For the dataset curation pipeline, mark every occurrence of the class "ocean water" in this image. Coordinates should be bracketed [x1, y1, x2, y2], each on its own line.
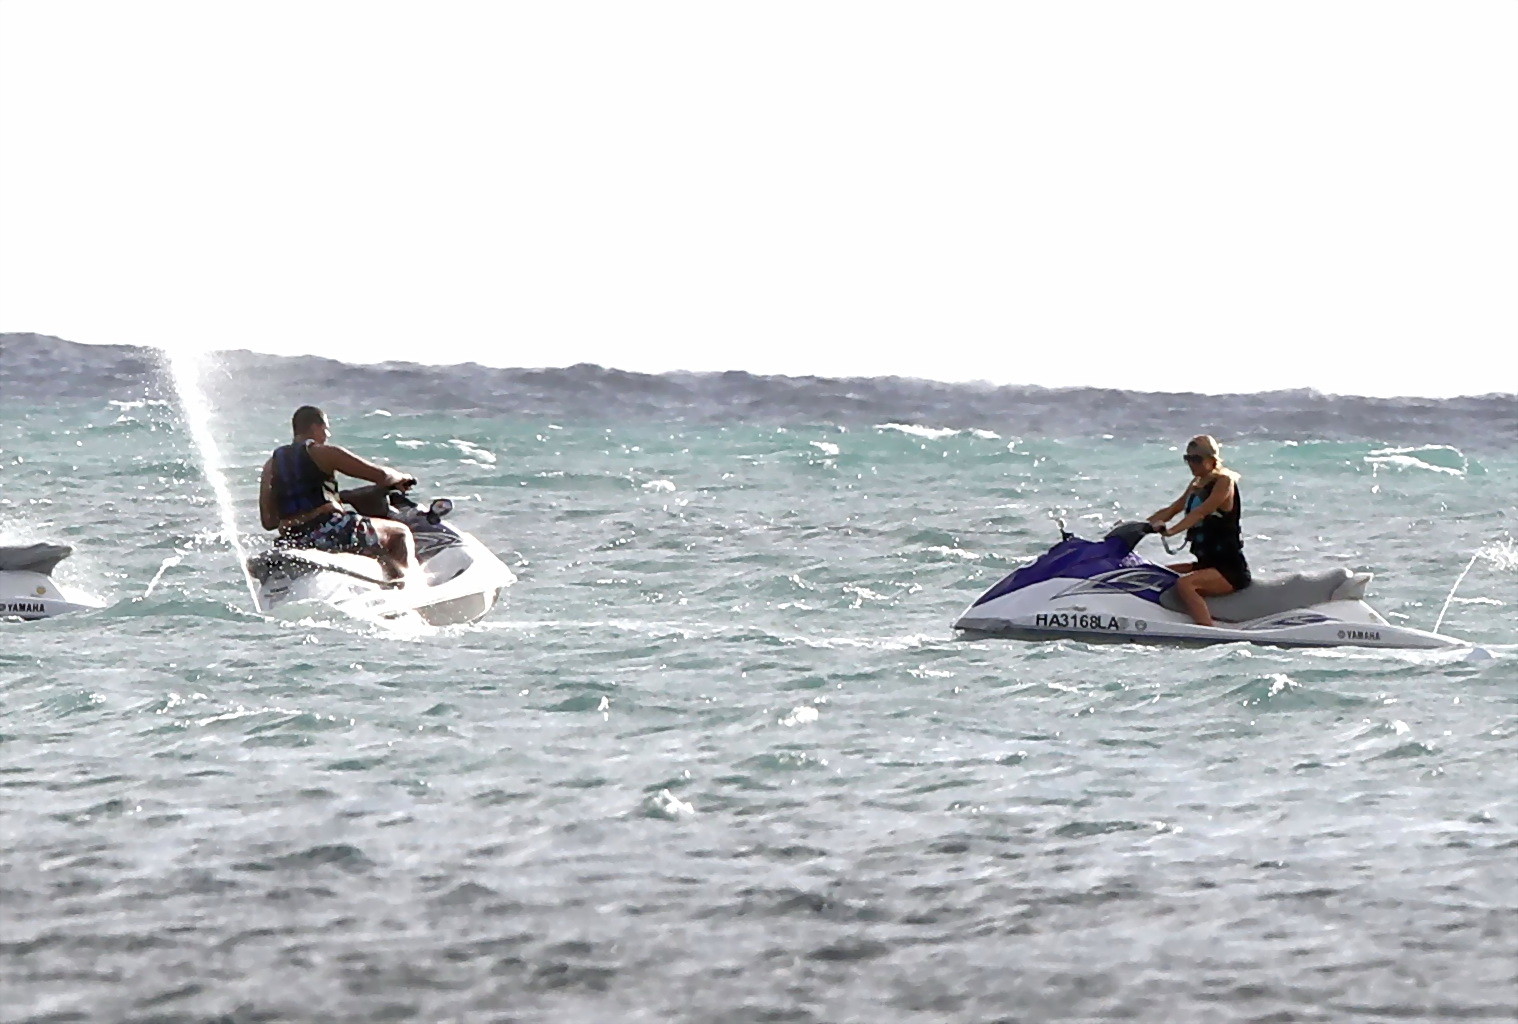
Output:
[1, 339, 1515, 1023]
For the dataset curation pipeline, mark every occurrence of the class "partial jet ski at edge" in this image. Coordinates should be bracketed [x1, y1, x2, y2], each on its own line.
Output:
[0, 543, 105, 620]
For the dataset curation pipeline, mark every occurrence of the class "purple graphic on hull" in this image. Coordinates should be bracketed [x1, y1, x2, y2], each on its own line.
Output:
[971, 535, 1166, 608]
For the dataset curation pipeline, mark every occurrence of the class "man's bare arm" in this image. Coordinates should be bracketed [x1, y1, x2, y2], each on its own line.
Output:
[259, 459, 279, 530]
[308, 444, 413, 488]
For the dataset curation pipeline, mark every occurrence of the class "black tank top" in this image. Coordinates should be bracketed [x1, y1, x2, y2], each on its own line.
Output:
[1185, 476, 1244, 564]
[272, 440, 340, 519]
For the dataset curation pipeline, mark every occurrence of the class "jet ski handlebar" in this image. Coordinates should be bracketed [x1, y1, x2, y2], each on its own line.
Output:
[1093, 519, 1190, 556]
[1102, 520, 1154, 548]
[339, 483, 453, 524]
[340, 483, 405, 518]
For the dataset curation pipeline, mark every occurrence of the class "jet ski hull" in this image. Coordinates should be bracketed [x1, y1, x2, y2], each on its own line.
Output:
[251, 546, 513, 626]
[955, 603, 1462, 650]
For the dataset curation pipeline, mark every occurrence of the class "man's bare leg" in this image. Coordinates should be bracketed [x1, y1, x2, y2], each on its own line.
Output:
[371, 520, 417, 582]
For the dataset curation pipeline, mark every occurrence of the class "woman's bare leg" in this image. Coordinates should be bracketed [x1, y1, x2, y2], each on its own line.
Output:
[1171, 568, 1236, 627]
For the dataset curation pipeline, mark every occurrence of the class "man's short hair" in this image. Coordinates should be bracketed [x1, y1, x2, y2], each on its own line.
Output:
[292, 405, 326, 434]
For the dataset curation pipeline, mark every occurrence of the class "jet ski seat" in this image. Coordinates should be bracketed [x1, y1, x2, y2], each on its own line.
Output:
[1160, 567, 1373, 623]
[0, 543, 73, 575]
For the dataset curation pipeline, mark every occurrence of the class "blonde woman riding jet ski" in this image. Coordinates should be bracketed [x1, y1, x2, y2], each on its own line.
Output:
[1146, 434, 1249, 628]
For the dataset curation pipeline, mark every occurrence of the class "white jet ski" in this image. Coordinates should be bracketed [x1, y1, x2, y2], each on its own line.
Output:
[0, 543, 105, 620]
[954, 521, 1465, 650]
[247, 486, 514, 627]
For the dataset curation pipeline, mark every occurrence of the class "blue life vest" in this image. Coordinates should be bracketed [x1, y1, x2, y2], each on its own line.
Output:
[272, 440, 340, 519]
[1185, 476, 1244, 564]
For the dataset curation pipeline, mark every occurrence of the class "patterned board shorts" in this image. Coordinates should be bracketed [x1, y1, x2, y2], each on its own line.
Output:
[279, 511, 382, 555]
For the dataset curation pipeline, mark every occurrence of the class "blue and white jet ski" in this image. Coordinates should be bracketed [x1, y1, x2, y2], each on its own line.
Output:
[954, 521, 1465, 650]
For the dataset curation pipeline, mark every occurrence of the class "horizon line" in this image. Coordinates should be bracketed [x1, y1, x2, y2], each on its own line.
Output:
[4, 331, 1515, 403]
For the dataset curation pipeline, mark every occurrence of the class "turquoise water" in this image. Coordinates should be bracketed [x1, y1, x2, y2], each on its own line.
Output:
[3, 382, 1515, 1022]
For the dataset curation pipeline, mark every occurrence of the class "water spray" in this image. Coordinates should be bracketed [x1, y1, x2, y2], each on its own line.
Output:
[1432, 551, 1480, 637]
[162, 347, 260, 607]
[1432, 539, 1514, 637]
[143, 553, 184, 599]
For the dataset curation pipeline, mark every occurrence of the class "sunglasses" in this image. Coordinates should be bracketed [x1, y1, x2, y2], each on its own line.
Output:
[1183, 453, 1210, 464]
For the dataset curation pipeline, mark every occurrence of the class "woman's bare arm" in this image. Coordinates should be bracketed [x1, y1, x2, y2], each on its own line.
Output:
[1162, 475, 1234, 537]
[1148, 491, 1188, 527]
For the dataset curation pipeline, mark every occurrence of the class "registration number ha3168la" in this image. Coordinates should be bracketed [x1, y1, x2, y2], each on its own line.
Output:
[1034, 612, 1123, 631]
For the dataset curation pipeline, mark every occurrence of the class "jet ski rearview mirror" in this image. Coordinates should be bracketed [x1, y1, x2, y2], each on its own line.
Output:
[428, 498, 453, 519]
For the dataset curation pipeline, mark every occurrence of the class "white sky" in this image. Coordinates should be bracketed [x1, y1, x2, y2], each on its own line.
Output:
[1, 1, 1514, 397]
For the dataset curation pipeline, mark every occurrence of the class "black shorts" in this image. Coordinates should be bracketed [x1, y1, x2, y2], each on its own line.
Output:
[1197, 556, 1252, 591]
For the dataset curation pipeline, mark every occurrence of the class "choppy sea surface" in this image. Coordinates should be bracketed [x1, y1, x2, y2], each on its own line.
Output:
[2, 336, 1515, 1023]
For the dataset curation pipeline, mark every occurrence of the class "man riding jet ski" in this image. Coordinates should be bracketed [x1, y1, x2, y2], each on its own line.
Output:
[248, 484, 514, 626]
[258, 405, 418, 578]
[953, 520, 1465, 650]
[250, 405, 514, 625]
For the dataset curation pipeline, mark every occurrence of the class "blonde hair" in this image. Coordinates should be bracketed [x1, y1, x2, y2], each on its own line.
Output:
[1187, 434, 1240, 481]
